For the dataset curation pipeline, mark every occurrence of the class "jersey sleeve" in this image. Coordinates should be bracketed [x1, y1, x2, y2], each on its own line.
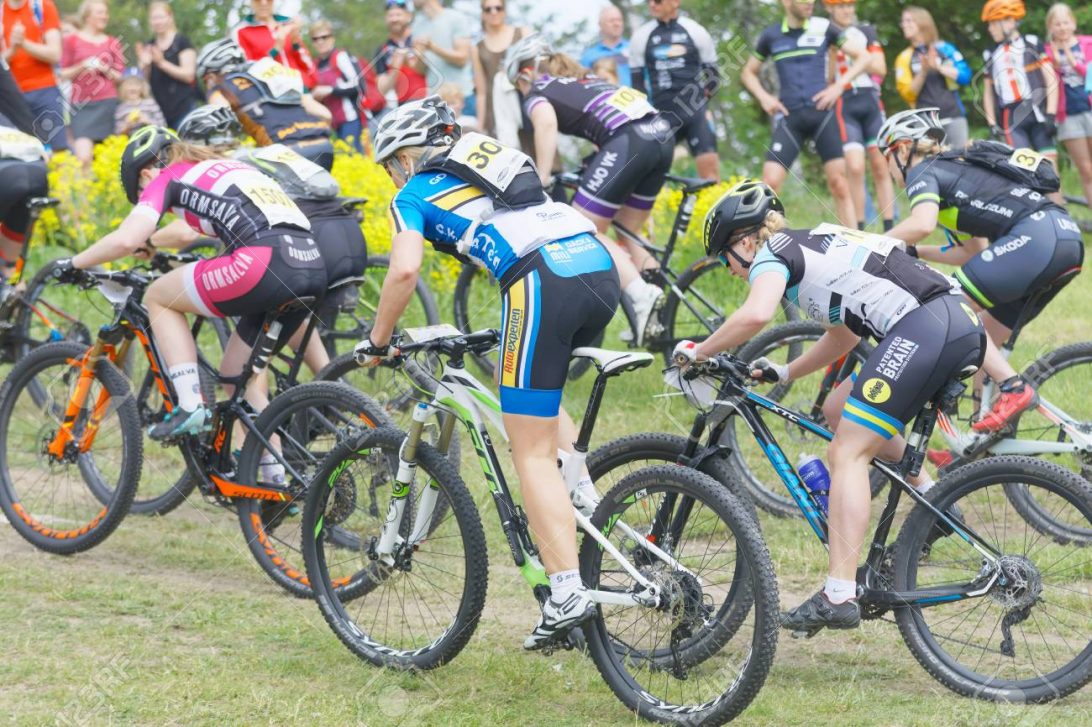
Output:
[905, 165, 941, 208]
[133, 171, 172, 221]
[523, 89, 549, 117]
[389, 190, 427, 235]
[679, 17, 717, 64]
[861, 24, 882, 51]
[828, 20, 848, 48]
[42, 1, 61, 32]
[748, 245, 790, 284]
[753, 27, 771, 61]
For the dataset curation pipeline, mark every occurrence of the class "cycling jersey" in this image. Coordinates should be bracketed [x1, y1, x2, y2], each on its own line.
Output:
[984, 34, 1049, 108]
[216, 58, 329, 149]
[904, 156, 1057, 241]
[749, 224, 957, 339]
[894, 42, 971, 119]
[629, 15, 717, 109]
[232, 143, 339, 200]
[754, 16, 850, 112]
[523, 75, 657, 148]
[135, 158, 311, 247]
[834, 22, 882, 93]
[389, 169, 595, 279]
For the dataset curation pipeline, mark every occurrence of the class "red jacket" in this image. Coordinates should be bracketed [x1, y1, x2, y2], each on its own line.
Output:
[233, 14, 317, 89]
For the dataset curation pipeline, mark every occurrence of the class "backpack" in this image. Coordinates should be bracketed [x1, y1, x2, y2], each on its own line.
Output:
[938, 140, 1060, 194]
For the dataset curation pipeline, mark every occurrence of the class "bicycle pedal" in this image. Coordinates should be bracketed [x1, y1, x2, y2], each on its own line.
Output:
[789, 626, 823, 640]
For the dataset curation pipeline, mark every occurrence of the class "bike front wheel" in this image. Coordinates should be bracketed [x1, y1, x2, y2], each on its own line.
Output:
[893, 456, 1092, 703]
[579, 465, 779, 725]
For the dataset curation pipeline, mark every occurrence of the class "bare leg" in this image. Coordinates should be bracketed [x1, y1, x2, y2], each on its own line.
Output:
[843, 146, 866, 228]
[144, 268, 205, 369]
[0, 232, 21, 281]
[613, 205, 659, 273]
[823, 158, 856, 228]
[73, 137, 94, 173]
[867, 146, 896, 227]
[285, 320, 330, 374]
[762, 161, 788, 194]
[695, 151, 720, 182]
[826, 419, 888, 581]
[1064, 136, 1092, 205]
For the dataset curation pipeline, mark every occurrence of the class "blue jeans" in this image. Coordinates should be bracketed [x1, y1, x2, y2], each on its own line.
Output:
[337, 118, 364, 154]
[22, 86, 68, 151]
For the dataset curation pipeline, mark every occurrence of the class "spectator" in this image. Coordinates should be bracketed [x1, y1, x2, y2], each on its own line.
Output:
[631, 0, 721, 180]
[591, 56, 619, 85]
[437, 80, 476, 130]
[310, 19, 364, 152]
[0, 59, 36, 134]
[1045, 2, 1092, 204]
[470, 0, 528, 136]
[113, 67, 164, 135]
[233, 0, 316, 88]
[894, 6, 972, 148]
[60, 0, 123, 171]
[581, 5, 630, 88]
[375, 0, 427, 107]
[411, 0, 472, 104]
[1, 0, 67, 150]
[136, 1, 198, 130]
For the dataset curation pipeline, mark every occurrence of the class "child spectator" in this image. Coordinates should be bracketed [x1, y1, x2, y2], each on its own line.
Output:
[113, 68, 164, 135]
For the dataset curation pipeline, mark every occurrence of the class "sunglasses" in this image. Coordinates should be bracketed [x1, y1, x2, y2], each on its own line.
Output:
[482, 5, 504, 12]
[311, 34, 333, 41]
[386, 0, 409, 8]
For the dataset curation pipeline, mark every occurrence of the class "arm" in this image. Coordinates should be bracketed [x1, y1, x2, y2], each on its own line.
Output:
[368, 229, 426, 347]
[740, 55, 787, 116]
[301, 94, 332, 121]
[814, 33, 869, 109]
[207, 89, 230, 107]
[422, 35, 470, 68]
[1041, 61, 1059, 117]
[330, 52, 361, 98]
[19, 28, 62, 65]
[149, 219, 199, 249]
[154, 47, 197, 84]
[944, 44, 973, 87]
[782, 325, 861, 381]
[982, 75, 997, 127]
[528, 101, 558, 185]
[887, 200, 939, 247]
[694, 272, 786, 358]
[629, 26, 649, 97]
[868, 46, 887, 79]
[72, 209, 159, 268]
[916, 235, 987, 265]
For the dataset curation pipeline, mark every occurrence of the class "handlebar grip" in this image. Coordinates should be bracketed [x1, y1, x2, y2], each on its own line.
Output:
[755, 365, 780, 383]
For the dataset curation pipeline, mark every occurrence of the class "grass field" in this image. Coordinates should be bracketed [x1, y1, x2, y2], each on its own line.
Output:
[2, 175, 1092, 726]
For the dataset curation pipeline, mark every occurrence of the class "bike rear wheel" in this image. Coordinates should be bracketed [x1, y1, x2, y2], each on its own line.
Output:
[0, 342, 141, 554]
[579, 465, 779, 725]
[893, 456, 1092, 703]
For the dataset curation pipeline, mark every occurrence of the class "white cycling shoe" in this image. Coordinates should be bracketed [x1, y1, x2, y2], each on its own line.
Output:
[524, 586, 598, 651]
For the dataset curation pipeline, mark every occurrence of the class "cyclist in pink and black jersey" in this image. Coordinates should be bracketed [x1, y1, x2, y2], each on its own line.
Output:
[57, 127, 327, 440]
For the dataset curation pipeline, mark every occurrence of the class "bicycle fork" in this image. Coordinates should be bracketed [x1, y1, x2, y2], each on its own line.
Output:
[45, 337, 129, 460]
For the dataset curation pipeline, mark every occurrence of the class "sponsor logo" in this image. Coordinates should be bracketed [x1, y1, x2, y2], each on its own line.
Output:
[584, 151, 618, 192]
[877, 336, 919, 381]
[767, 231, 792, 253]
[906, 180, 927, 196]
[178, 188, 242, 231]
[286, 244, 320, 262]
[980, 249, 994, 262]
[200, 251, 256, 291]
[1030, 210, 1045, 220]
[960, 302, 980, 325]
[968, 199, 1014, 218]
[1057, 216, 1081, 234]
[503, 308, 523, 376]
[991, 235, 1030, 258]
[1010, 187, 1030, 198]
[862, 377, 892, 404]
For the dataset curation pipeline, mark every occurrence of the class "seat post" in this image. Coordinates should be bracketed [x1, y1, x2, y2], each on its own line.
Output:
[573, 370, 612, 453]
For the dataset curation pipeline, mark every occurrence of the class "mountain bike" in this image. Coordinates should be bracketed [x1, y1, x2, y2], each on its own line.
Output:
[662, 352, 1092, 703]
[0, 263, 391, 598]
[451, 173, 799, 379]
[302, 327, 780, 725]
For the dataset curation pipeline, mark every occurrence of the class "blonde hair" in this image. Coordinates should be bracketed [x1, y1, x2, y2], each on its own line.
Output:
[1045, 3, 1076, 41]
[119, 74, 150, 98]
[756, 211, 787, 248]
[437, 82, 464, 107]
[166, 140, 223, 165]
[310, 19, 333, 37]
[78, 0, 108, 27]
[543, 52, 590, 80]
[591, 57, 619, 85]
[904, 6, 938, 46]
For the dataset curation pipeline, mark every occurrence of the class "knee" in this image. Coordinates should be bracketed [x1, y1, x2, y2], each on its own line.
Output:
[826, 170, 850, 197]
[827, 435, 874, 472]
[822, 398, 844, 430]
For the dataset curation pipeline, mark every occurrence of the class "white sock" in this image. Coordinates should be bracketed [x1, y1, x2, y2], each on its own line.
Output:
[259, 454, 286, 482]
[823, 576, 857, 604]
[915, 479, 936, 495]
[624, 277, 653, 303]
[168, 364, 203, 411]
[549, 569, 582, 602]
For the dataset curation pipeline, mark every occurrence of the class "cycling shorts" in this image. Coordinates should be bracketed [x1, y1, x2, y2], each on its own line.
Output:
[286, 137, 335, 172]
[667, 102, 718, 156]
[0, 159, 47, 243]
[303, 202, 369, 328]
[184, 229, 328, 346]
[573, 116, 675, 218]
[497, 233, 620, 417]
[766, 106, 844, 168]
[999, 103, 1056, 154]
[844, 293, 985, 439]
[955, 208, 1084, 329]
[835, 90, 884, 151]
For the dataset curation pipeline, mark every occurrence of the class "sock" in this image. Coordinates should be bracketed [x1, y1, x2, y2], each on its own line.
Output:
[168, 364, 203, 411]
[259, 453, 286, 483]
[857, 221, 866, 231]
[549, 569, 582, 602]
[915, 479, 936, 495]
[883, 218, 894, 232]
[823, 576, 857, 604]
[623, 277, 653, 304]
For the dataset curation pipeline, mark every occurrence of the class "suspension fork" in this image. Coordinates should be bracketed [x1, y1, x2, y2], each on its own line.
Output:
[47, 340, 115, 458]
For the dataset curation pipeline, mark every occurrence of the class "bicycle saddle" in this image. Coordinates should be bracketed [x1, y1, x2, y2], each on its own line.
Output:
[571, 347, 654, 376]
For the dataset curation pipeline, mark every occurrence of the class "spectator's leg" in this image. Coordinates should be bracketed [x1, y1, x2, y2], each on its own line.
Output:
[1063, 132, 1092, 205]
[867, 145, 896, 229]
[24, 87, 69, 151]
[843, 144, 866, 228]
[823, 158, 855, 229]
[762, 161, 788, 194]
[73, 137, 94, 172]
[338, 118, 364, 153]
[694, 152, 720, 182]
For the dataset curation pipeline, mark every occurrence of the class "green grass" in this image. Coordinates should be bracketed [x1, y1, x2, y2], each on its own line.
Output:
[3, 175, 1092, 725]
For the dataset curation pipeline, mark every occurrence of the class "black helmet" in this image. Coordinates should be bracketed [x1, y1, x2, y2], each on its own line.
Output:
[703, 179, 784, 258]
[178, 105, 242, 147]
[120, 126, 179, 204]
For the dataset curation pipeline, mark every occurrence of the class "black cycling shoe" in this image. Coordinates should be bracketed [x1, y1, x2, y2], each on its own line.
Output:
[781, 590, 861, 638]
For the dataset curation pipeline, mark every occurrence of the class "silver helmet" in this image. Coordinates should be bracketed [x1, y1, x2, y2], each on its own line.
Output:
[504, 33, 554, 84]
[877, 108, 946, 155]
[177, 105, 241, 147]
[372, 95, 460, 164]
[196, 38, 247, 79]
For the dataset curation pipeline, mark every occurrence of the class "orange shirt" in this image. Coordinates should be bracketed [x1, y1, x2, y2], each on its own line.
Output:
[1, 0, 60, 92]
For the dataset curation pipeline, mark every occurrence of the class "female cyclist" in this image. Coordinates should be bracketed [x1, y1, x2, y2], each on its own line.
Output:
[881, 107, 1084, 433]
[505, 33, 672, 346]
[56, 126, 328, 439]
[355, 96, 620, 649]
[673, 179, 986, 633]
[0, 111, 48, 285]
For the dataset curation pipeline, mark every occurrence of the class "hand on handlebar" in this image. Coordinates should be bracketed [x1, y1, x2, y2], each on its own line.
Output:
[672, 340, 703, 368]
[354, 337, 399, 367]
[749, 357, 790, 384]
[50, 258, 85, 285]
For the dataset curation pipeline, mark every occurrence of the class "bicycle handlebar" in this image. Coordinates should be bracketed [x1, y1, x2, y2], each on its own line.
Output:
[674, 352, 779, 385]
[394, 328, 501, 360]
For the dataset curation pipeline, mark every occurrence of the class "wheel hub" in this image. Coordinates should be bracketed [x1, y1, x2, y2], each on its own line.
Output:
[989, 555, 1043, 610]
[327, 469, 358, 525]
[653, 569, 712, 632]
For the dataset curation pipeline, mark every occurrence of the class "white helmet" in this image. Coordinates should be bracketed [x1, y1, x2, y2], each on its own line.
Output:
[504, 33, 554, 84]
[877, 108, 946, 155]
[372, 95, 460, 164]
[196, 38, 247, 79]
[177, 105, 242, 147]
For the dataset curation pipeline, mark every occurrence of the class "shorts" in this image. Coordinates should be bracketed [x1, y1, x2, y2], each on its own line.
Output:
[955, 209, 1084, 329]
[0, 159, 48, 243]
[572, 116, 675, 218]
[999, 102, 1056, 153]
[184, 229, 328, 346]
[302, 203, 368, 327]
[287, 136, 335, 171]
[844, 294, 985, 439]
[835, 90, 884, 151]
[670, 104, 718, 156]
[1057, 110, 1092, 142]
[497, 233, 620, 417]
[766, 106, 844, 168]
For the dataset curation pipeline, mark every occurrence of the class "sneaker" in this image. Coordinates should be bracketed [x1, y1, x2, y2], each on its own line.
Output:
[524, 587, 598, 651]
[926, 448, 954, 469]
[629, 286, 664, 347]
[147, 406, 211, 441]
[781, 590, 860, 637]
[972, 385, 1038, 433]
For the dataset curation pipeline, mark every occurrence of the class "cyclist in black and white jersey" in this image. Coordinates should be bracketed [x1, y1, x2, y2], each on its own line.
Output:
[629, 0, 721, 181]
[741, 0, 871, 228]
[673, 179, 985, 635]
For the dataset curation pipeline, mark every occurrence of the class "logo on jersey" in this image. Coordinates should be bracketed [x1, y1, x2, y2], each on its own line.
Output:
[766, 232, 792, 254]
[1057, 216, 1081, 234]
[985, 235, 1030, 260]
[960, 302, 980, 326]
[862, 378, 892, 404]
[877, 337, 919, 381]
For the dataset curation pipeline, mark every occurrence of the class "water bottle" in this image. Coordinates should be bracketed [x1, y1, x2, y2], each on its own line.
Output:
[797, 454, 830, 516]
